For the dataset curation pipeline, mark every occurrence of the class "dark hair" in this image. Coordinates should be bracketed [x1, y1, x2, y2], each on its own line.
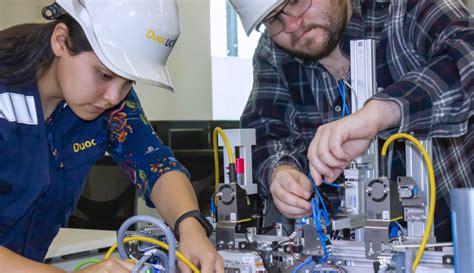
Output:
[0, 15, 93, 88]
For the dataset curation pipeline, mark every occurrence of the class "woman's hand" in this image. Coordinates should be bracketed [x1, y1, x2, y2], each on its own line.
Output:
[177, 218, 224, 273]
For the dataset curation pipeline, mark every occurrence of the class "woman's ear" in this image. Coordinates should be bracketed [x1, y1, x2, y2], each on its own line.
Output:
[50, 23, 70, 57]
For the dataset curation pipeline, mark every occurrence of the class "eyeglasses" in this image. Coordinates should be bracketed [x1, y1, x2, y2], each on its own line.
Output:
[257, 0, 312, 37]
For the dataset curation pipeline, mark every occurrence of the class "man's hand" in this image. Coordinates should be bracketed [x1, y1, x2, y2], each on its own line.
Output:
[177, 218, 224, 273]
[307, 100, 401, 185]
[270, 165, 313, 218]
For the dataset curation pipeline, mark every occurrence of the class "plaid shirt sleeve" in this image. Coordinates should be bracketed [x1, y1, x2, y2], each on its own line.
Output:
[241, 37, 317, 198]
[372, 1, 473, 138]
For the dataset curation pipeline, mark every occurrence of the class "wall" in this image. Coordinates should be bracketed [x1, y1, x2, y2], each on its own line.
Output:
[0, 0, 213, 120]
[136, 0, 212, 120]
[468, 0, 474, 13]
[211, 56, 253, 120]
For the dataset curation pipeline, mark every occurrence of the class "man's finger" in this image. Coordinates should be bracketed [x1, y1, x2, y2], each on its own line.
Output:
[272, 182, 311, 210]
[285, 178, 312, 200]
[279, 191, 312, 211]
[309, 165, 323, 186]
[324, 168, 344, 183]
[308, 156, 335, 180]
[274, 197, 311, 217]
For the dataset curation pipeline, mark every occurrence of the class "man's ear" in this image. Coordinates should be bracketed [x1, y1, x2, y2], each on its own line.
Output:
[50, 23, 70, 57]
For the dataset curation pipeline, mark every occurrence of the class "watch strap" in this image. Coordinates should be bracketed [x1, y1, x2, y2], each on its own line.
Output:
[173, 210, 213, 240]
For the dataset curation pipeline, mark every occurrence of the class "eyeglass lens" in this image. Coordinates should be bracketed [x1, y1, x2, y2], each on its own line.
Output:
[262, 0, 312, 36]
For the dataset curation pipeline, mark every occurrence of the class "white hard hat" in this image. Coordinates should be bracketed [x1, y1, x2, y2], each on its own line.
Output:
[229, 0, 283, 36]
[56, 0, 180, 91]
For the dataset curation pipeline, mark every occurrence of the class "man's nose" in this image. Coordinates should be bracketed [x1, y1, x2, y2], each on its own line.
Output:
[281, 14, 303, 33]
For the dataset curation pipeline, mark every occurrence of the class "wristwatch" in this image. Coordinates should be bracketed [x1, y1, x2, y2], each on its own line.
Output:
[173, 210, 213, 240]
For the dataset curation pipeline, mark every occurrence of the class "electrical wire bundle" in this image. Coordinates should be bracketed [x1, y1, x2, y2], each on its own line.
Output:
[309, 176, 332, 263]
[115, 215, 179, 273]
[75, 215, 200, 273]
[291, 177, 337, 273]
[338, 80, 350, 118]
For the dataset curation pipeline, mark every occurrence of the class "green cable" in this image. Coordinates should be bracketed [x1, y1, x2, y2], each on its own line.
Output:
[74, 259, 101, 271]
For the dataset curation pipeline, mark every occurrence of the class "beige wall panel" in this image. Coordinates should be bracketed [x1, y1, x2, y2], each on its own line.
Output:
[135, 0, 212, 120]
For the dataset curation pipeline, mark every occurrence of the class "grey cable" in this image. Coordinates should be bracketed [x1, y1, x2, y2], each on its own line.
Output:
[395, 221, 406, 236]
[405, 248, 414, 273]
[378, 263, 389, 273]
[132, 249, 169, 273]
[387, 143, 394, 179]
[153, 249, 170, 272]
[117, 215, 177, 273]
[133, 254, 152, 273]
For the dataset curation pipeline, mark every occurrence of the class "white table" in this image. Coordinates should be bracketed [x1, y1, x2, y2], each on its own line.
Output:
[45, 228, 117, 271]
[46, 228, 117, 259]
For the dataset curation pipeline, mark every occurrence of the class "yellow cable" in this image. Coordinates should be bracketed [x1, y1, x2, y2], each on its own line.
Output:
[381, 133, 436, 272]
[213, 129, 220, 205]
[390, 216, 403, 222]
[236, 218, 252, 224]
[213, 127, 235, 206]
[104, 236, 200, 273]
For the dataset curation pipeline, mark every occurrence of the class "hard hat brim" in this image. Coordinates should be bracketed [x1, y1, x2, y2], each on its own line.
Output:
[231, 0, 284, 36]
[93, 28, 175, 91]
[57, 0, 175, 91]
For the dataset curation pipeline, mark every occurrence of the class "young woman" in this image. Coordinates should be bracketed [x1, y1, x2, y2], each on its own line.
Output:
[0, 1, 223, 272]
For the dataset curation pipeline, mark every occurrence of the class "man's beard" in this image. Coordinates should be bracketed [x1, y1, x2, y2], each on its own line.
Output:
[281, 4, 348, 60]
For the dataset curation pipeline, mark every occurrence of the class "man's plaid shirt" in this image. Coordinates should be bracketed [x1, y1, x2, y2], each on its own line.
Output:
[241, 0, 473, 239]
